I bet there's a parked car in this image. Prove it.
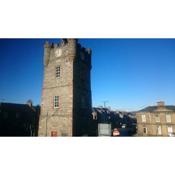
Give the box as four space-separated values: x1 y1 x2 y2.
168 133 175 137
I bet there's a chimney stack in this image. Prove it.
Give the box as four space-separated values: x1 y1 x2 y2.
157 101 165 107
27 100 33 108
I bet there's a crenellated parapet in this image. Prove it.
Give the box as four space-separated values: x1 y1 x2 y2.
43 39 91 69
44 39 76 66
44 41 51 66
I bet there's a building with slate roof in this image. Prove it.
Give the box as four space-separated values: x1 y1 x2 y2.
89 107 136 136
136 101 175 136
0 100 40 136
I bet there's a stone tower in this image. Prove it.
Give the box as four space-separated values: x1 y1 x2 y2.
38 39 92 136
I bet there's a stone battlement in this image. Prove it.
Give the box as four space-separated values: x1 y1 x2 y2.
44 39 91 67
44 39 77 48
44 39 91 54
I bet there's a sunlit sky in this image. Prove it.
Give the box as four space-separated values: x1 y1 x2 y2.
0 39 175 111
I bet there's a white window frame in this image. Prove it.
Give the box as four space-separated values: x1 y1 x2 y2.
141 114 146 123
155 114 160 123
54 96 59 108
166 114 171 123
56 66 60 78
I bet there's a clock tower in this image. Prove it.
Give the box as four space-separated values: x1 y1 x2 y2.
38 39 92 136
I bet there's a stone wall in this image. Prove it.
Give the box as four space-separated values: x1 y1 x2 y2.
136 111 175 136
38 39 92 136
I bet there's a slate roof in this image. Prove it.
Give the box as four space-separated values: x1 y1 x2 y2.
0 102 40 136
0 102 36 114
92 107 136 124
138 105 175 112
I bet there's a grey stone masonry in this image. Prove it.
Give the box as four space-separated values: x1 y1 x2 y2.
38 39 92 136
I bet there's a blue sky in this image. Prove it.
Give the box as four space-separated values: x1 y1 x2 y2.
0 39 175 111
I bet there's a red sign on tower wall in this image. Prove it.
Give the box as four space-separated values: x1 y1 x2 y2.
51 131 58 137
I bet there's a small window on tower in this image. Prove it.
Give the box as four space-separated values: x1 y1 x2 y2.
54 96 59 108
56 66 60 78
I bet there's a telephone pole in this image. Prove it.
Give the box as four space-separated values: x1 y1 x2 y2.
103 101 108 108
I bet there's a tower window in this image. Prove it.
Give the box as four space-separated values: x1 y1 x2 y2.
54 96 59 108
56 66 60 78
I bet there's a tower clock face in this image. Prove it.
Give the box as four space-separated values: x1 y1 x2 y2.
55 49 62 57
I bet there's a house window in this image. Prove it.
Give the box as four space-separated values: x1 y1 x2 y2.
54 96 59 108
166 114 171 123
56 66 60 78
143 127 147 134
155 114 160 122
141 114 146 122
157 126 162 135
167 126 173 133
